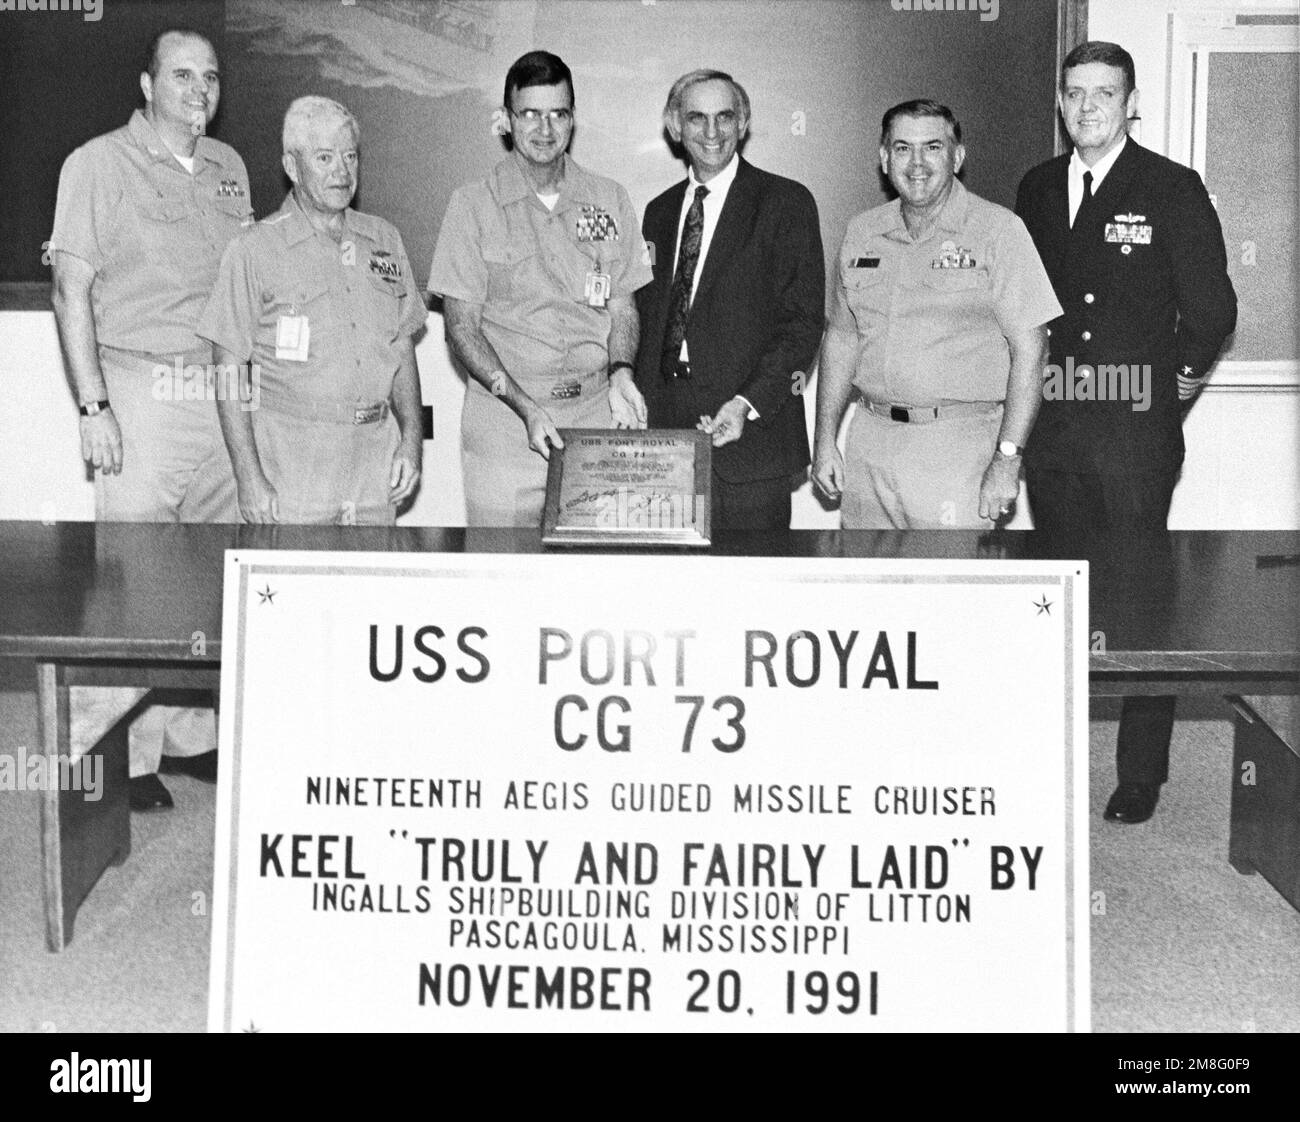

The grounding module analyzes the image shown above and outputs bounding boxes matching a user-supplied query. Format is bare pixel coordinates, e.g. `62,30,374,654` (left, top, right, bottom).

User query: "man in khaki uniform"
428,50,653,527
813,100,1061,528
49,29,253,809
198,97,425,524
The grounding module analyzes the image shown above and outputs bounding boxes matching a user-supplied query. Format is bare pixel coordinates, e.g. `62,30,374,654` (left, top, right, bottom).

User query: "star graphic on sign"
257,585,276,605
243,1021,261,1033
1033,596,1053,616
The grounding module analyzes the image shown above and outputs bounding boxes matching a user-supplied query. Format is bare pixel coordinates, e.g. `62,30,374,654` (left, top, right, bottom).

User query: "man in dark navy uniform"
1016,41,1237,824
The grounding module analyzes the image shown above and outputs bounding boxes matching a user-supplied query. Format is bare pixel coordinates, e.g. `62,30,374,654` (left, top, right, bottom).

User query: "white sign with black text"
209,551,1089,1031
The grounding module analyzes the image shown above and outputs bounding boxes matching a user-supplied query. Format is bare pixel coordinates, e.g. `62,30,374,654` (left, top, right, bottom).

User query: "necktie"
661,184,709,379
1075,170,1094,227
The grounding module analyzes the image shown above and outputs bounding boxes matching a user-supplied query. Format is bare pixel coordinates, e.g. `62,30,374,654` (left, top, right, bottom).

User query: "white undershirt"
174,153,196,174
1068,136,1125,226
536,191,559,211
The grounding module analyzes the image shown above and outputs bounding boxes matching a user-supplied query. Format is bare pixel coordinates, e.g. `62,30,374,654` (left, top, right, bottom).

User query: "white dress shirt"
1068,135,1126,226
672,154,740,361
668,155,756,418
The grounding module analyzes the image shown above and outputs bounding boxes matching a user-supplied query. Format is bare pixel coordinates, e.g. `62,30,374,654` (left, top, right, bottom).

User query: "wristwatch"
79,400,112,417
996,439,1023,458
608,361,635,377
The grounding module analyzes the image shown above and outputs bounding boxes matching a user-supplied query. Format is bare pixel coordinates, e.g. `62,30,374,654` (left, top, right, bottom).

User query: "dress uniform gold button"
1081,330,1092,341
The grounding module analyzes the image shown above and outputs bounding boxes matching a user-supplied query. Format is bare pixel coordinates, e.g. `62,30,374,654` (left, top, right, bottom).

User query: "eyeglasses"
510,108,573,126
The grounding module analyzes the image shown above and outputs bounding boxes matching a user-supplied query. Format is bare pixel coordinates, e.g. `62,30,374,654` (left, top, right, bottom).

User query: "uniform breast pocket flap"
484,239,535,299
844,265,891,314
922,267,990,293
214,197,252,224
269,280,330,363
481,234,535,266
143,200,189,224
293,279,332,307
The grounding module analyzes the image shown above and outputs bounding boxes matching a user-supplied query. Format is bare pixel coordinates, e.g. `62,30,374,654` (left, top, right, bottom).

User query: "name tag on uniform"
576,206,619,242
1105,214,1152,245
584,271,611,308
850,257,881,268
275,315,310,362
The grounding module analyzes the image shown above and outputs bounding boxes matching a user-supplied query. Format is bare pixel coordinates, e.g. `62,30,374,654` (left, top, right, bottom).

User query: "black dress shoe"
158,750,218,782
1103,782,1160,824
129,773,174,812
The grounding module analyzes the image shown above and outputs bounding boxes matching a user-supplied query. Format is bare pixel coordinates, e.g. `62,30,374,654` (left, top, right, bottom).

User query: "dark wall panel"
0,0,225,283
2,0,1057,289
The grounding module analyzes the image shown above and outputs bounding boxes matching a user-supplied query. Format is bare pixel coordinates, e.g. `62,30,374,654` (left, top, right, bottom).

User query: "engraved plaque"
542,429,711,546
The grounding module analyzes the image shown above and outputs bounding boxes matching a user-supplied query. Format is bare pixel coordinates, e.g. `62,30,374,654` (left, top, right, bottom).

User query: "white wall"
4,305,1294,529
0,307,844,528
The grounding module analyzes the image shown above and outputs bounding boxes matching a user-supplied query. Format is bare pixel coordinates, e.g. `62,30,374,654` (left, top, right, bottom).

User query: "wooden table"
2,522,1297,948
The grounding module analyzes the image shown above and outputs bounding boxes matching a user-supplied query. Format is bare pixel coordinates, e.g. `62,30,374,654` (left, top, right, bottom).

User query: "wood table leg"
35,662,131,951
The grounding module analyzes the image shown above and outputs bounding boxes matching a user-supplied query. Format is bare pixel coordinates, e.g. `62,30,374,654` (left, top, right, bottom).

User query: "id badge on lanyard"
275,311,310,362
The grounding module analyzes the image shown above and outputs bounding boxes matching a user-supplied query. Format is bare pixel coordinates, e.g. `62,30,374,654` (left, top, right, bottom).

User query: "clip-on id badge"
584,269,611,308
275,313,310,362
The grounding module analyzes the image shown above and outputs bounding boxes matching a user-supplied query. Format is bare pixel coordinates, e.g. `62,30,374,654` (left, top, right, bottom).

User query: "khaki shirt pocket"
141,199,189,224
364,268,403,342
483,239,536,303
137,199,191,255
921,267,991,294
258,278,331,355
843,265,892,332
214,196,252,228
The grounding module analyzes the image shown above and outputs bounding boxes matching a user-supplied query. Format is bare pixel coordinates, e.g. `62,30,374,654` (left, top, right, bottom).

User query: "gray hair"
663,69,751,136
282,96,359,154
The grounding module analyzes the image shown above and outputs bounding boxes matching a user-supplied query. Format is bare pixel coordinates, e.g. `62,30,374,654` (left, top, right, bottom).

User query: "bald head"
142,29,216,82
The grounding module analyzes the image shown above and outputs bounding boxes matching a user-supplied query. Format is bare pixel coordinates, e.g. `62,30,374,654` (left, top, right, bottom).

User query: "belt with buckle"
857,394,998,424
550,381,582,400
351,401,389,425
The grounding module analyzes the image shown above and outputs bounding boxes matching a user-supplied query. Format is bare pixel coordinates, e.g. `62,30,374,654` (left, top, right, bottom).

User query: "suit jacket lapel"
1087,138,1140,221
692,158,757,310
650,181,687,301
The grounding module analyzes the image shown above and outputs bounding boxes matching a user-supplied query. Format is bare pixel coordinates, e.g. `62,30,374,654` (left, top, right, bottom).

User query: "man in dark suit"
634,69,824,529
1016,41,1237,824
